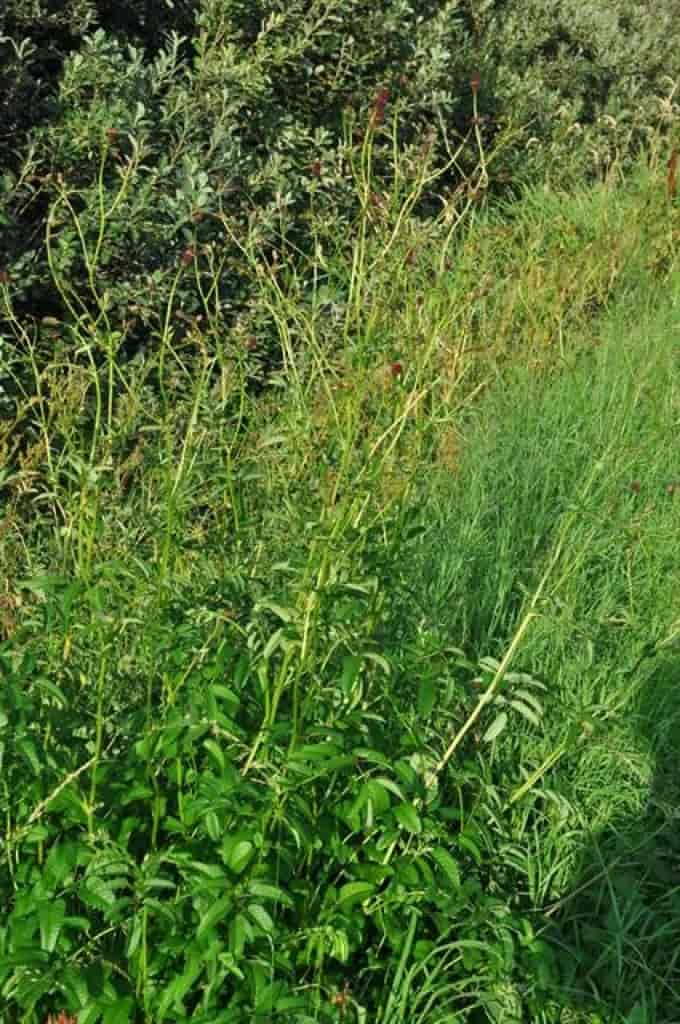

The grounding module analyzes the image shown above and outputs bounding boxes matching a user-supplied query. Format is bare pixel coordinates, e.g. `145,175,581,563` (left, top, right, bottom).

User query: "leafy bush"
0,532,556,1021
2,0,679,388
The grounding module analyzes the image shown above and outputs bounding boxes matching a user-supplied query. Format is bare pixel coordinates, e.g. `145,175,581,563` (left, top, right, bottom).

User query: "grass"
403,257,680,1018
0,117,679,1023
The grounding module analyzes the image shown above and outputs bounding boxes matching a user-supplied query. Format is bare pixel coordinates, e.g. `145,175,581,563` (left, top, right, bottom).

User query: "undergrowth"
0,48,679,1024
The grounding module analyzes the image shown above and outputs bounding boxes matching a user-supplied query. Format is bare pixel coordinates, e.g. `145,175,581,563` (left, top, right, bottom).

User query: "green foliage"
402,263,680,1021
0,0,197,173
2,0,679,408
0,3,679,1022
0,547,557,1021
476,0,680,187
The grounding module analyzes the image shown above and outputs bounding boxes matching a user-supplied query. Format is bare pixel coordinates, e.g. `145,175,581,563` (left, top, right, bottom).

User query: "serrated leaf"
458,832,482,865
508,699,541,726
418,675,436,717
203,738,225,773
289,743,342,762
337,881,376,907
248,903,274,933
373,776,406,802
514,688,545,712
229,912,250,958
363,651,391,674
478,656,501,673
353,747,390,766
483,711,508,743
248,881,293,906
197,894,231,938
431,847,461,888
103,997,134,1024
255,600,296,623
39,898,65,952
394,802,422,834
340,655,362,696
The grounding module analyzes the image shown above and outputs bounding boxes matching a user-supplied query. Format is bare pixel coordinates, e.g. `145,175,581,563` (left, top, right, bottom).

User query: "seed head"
370,87,390,128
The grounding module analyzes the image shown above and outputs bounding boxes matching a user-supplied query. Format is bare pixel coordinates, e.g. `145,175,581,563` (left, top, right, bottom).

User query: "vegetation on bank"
0,2,679,1022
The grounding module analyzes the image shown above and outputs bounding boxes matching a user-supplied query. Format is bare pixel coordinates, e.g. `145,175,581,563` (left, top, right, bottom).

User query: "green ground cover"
0,5,679,1020
1,145,678,1023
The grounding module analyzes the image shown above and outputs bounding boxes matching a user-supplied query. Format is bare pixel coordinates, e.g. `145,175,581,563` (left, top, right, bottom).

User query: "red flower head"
370,87,390,128
390,361,403,378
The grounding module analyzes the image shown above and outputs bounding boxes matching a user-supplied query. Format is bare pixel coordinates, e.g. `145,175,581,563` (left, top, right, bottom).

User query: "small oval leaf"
227,840,254,874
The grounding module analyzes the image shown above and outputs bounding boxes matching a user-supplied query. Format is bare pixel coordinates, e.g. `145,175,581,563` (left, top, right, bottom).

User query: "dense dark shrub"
1,0,678,404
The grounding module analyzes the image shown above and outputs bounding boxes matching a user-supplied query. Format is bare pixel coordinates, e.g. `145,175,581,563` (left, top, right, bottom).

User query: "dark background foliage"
2,0,678,343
